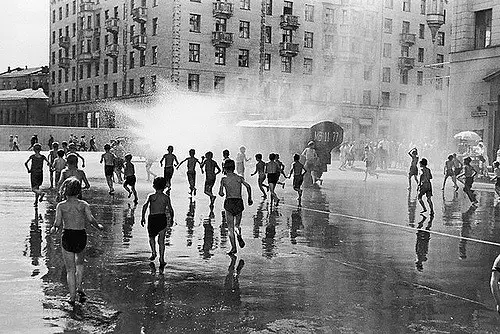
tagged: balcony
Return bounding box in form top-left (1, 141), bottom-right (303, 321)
top-left (398, 56), bottom-right (415, 70)
top-left (105, 17), bottom-right (120, 34)
top-left (105, 43), bottom-right (119, 58)
top-left (81, 27), bottom-right (95, 39)
top-left (212, 31), bottom-right (233, 47)
top-left (400, 33), bottom-right (416, 46)
top-left (132, 34), bottom-right (147, 50)
top-left (213, 2), bottom-right (234, 19)
top-left (279, 42), bottom-right (299, 57)
top-left (132, 6), bottom-right (147, 23)
top-left (80, 2), bottom-right (95, 13)
top-left (78, 52), bottom-right (93, 63)
top-left (58, 57), bottom-right (71, 69)
top-left (280, 14), bottom-right (299, 30)
top-left (58, 36), bottom-right (70, 49)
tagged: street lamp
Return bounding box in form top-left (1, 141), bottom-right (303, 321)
top-left (426, 0), bottom-right (446, 43)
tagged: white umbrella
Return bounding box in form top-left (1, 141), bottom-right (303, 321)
top-left (453, 131), bottom-right (481, 142)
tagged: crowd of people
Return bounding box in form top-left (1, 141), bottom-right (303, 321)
top-left (8, 133), bottom-right (98, 152)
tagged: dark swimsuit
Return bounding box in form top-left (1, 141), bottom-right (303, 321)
top-left (148, 213), bottom-right (168, 237)
top-left (164, 166), bottom-right (174, 182)
top-left (293, 174), bottom-right (304, 190)
top-left (267, 173), bottom-right (280, 184)
top-left (62, 229), bottom-right (87, 253)
top-left (224, 198), bottom-right (244, 216)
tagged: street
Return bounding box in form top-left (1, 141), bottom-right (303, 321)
top-left (1, 152), bottom-right (500, 333)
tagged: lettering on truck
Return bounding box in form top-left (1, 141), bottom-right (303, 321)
top-left (314, 131), bottom-right (340, 142)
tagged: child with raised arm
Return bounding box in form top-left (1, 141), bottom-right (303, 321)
top-left (408, 148), bottom-right (419, 190)
top-left (160, 145), bottom-right (179, 189)
top-left (177, 149), bottom-right (203, 196)
top-left (200, 151), bottom-right (221, 207)
top-left (442, 154), bottom-right (458, 191)
top-left (25, 143), bottom-right (50, 206)
top-left (250, 153), bottom-right (268, 199)
top-left (123, 153), bottom-right (138, 204)
top-left (288, 154), bottom-right (307, 204)
top-left (417, 158), bottom-right (434, 216)
top-left (141, 177), bottom-right (174, 270)
top-left (58, 154), bottom-right (90, 200)
top-left (52, 149), bottom-right (67, 186)
top-left (50, 177), bottom-right (103, 306)
top-left (219, 159), bottom-right (253, 255)
top-left (458, 157), bottom-right (478, 205)
top-left (48, 142), bottom-right (59, 188)
top-left (100, 144), bottom-right (116, 194)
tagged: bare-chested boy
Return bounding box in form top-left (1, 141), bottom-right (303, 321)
top-left (201, 151), bottom-right (221, 206)
top-left (160, 145), bottom-right (179, 189)
top-left (177, 149), bottom-right (203, 196)
top-left (100, 143), bottom-right (116, 194)
top-left (250, 153), bottom-right (268, 199)
top-left (58, 154), bottom-right (90, 200)
top-left (288, 154), bottom-right (307, 205)
top-left (25, 143), bottom-right (50, 206)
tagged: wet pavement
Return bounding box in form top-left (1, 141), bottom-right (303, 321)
top-left (2, 151), bottom-right (500, 333)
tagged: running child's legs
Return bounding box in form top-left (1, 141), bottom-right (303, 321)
top-left (427, 195), bottom-right (434, 214)
top-left (442, 175), bottom-right (448, 189)
top-left (149, 236), bottom-right (157, 257)
top-left (131, 185), bottom-right (138, 202)
top-left (226, 211), bottom-right (236, 252)
top-left (106, 175), bottom-right (114, 192)
top-left (62, 249), bottom-right (77, 302)
top-left (123, 181), bottom-right (130, 194)
top-left (418, 194), bottom-right (427, 212)
top-left (75, 252), bottom-right (85, 293)
top-left (158, 228), bottom-right (166, 264)
top-left (269, 183), bottom-right (277, 202)
top-left (258, 176), bottom-right (267, 197)
top-left (50, 171), bottom-right (54, 188)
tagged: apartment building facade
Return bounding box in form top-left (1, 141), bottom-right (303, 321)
top-left (450, 0), bottom-right (500, 162)
top-left (49, 0), bottom-right (449, 143)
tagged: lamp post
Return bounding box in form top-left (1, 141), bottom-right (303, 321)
top-left (426, 0), bottom-right (446, 43)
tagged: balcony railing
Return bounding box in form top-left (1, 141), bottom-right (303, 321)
top-left (58, 57), bottom-right (71, 68)
top-left (78, 52), bottom-right (93, 63)
top-left (279, 42), bottom-right (299, 57)
top-left (105, 17), bottom-right (120, 33)
top-left (132, 34), bottom-right (147, 50)
top-left (132, 7), bottom-right (147, 23)
top-left (213, 2), bottom-right (234, 18)
top-left (58, 36), bottom-right (70, 49)
top-left (80, 2), bottom-right (94, 12)
top-left (280, 14), bottom-right (299, 30)
top-left (400, 33), bottom-right (416, 46)
top-left (398, 56), bottom-right (415, 69)
top-left (212, 31), bottom-right (234, 47)
top-left (105, 43), bottom-right (119, 58)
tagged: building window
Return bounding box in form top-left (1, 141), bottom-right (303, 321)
top-left (189, 14), bottom-right (201, 33)
top-left (435, 76), bottom-right (443, 90)
top-left (402, 21), bottom-right (410, 34)
top-left (265, 26), bottom-right (272, 43)
top-left (363, 90), bottom-right (371, 105)
top-left (188, 74), bottom-right (199, 92)
top-left (281, 56), bottom-right (292, 73)
top-left (364, 66), bottom-right (372, 81)
top-left (382, 67), bottom-right (391, 82)
top-left (129, 79), bottom-right (134, 94)
top-left (239, 21), bottom-right (250, 38)
top-left (151, 75), bottom-right (157, 92)
top-left (51, 71), bottom-right (55, 84)
top-left (240, 0), bottom-right (250, 10)
top-left (72, 67), bottom-right (76, 81)
top-left (303, 85), bottom-right (312, 101)
top-left (129, 51), bottom-right (135, 69)
top-left (113, 58), bottom-right (118, 73)
top-left (79, 65), bottom-right (84, 79)
top-left (71, 89), bottom-right (75, 102)
top-left (264, 53), bottom-right (271, 70)
top-left (418, 48), bottom-right (424, 62)
top-left (215, 47), bottom-right (226, 65)
top-left (238, 49), bottom-right (249, 67)
top-left (140, 77), bottom-right (145, 94)
top-left (57, 91), bottom-right (61, 104)
top-left (419, 24), bottom-right (425, 39)
top-left (400, 69), bottom-right (409, 84)
top-left (436, 54), bottom-right (444, 68)
top-left (153, 0), bottom-right (158, 6)
top-left (103, 84), bottom-right (108, 98)
top-left (437, 32), bottom-right (445, 46)
top-left (475, 9), bottom-right (492, 49)
top-left (95, 85), bottom-right (100, 99)
top-left (86, 86), bottom-right (91, 100)
top-left (399, 93), bottom-right (407, 108)
top-left (417, 71), bottom-right (423, 85)
top-left (95, 62), bottom-right (100, 77)
top-left (72, 0), bottom-right (76, 14)
top-left (113, 82), bottom-right (118, 97)
top-left (265, 0), bottom-right (272, 15)
top-left (122, 81), bottom-right (126, 95)
top-left (420, 0), bottom-right (426, 14)
top-left (384, 18), bottom-right (393, 34)
top-left (104, 59), bottom-right (109, 74)
top-left (303, 58), bottom-right (313, 74)
top-left (189, 43), bottom-right (200, 62)
top-left (284, 1), bottom-right (293, 15)
top-left (385, 0), bottom-right (393, 9)
top-left (403, 0), bottom-right (411, 12)
top-left (59, 7), bottom-right (63, 20)
top-left (52, 9), bottom-right (56, 23)
top-left (305, 4), bottom-right (314, 22)
top-left (58, 69), bottom-right (62, 83)
top-left (214, 76), bottom-right (225, 93)
top-left (140, 50), bottom-right (146, 67)
top-left (152, 18), bottom-right (158, 35)
top-left (215, 17), bottom-right (227, 32)
top-left (401, 45), bottom-right (409, 57)
top-left (87, 64), bottom-right (91, 78)
top-left (416, 95), bottom-right (423, 108)
top-left (383, 43), bottom-right (391, 58)
top-left (152, 46), bottom-right (158, 64)
top-left (342, 88), bottom-right (352, 103)
top-left (304, 31), bottom-right (314, 48)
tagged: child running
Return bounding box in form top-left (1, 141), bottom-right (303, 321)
top-left (442, 154), bottom-right (459, 191)
top-left (457, 157), bottom-right (478, 205)
top-left (48, 142), bottom-right (59, 188)
top-left (141, 177), bottom-right (174, 270)
top-left (200, 151), bottom-right (221, 207)
top-left (52, 149), bottom-right (66, 186)
top-left (58, 154), bottom-right (90, 200)
top-left (275, 154), bottom-right (287, 188)
top-left (67, 143), bottom-right (85, 168)
top-left (177, 149), bottom-right (203, 196)
top-left (417, 158), bottom-right (434, 216)
top-left (363, 146), bottom-right (378, 181)
top-left (50, 177), bottom-right (103, 306)
top-left (24, 143), bottom-right (50, 206)
top-left (160, 146), bottom-right (179, 189)
top-left (250, 153), bottom-right (268, 199)
top-left (222, 149), bottom-right (230, 174)
top-left (100, 143), bottom-right (116, 194)
top-left (265, 153), bottom-right (281, 206)
top-left (219, 159), bottom-right (253, 255)
top-left (408, 148), bottom-right (419, 190)
top-left (491, 161), bottom-right (500, 200)
top-left (123, 153), bottom-right (138, 204)
top-left (235, 146), bottom-right (250, 177)
top-left (288, 154), bottom-right (307, 205)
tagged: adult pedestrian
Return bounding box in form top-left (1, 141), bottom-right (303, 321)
top-left (8, 135), bottom-right (13, 151)
top-left (48, 135), bottom-right (54, 150)
top-left (12, 135), bottom-right (20, 151)
top-left (301, 141), bottom-right (318, 184)
top-left (89, 135), bottom-right (97, 151)
top-left (27, 134), bottom-right (38, 150)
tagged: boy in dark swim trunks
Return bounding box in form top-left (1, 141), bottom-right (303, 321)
top-left (442, 154), bottom-right (458, 191)
top-left (408, 148), bottom-right (419, 190)
top-left (57, 154), bottom-right (90, 201)
top-left (25, 143), bottom-right (50, 206)
top-left (50, 177), bottom-right (103, 306)
top-left (123, 154), bottom-right (138, 204)
top-left (177, 149), bottom-right (203, 196)
top-left (141, 177), bottom-right (174, 270)
top-left (250, 153), bottom-right (268, 199)
top-left (457, 157), bottom-right (478, 205)
top-left (288, 154), bottom-right (307, 205)
top-left (160, 145), bottom-right (179, 189)
top-left (100, 144), bottom-right (116, 194)
top-left (48, 142), bottom-right (59, 188)
top-left (265, 153), bottom-right (281, 206)
top-left (417, 158), bottom-right (434, 216)
top-left (219, 159), bottom-right (253, 255)
top-left (200, 151), bottom-right (221, 207)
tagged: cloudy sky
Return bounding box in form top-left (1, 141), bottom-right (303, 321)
top-left (0, 1), bottom-right (49, 72)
